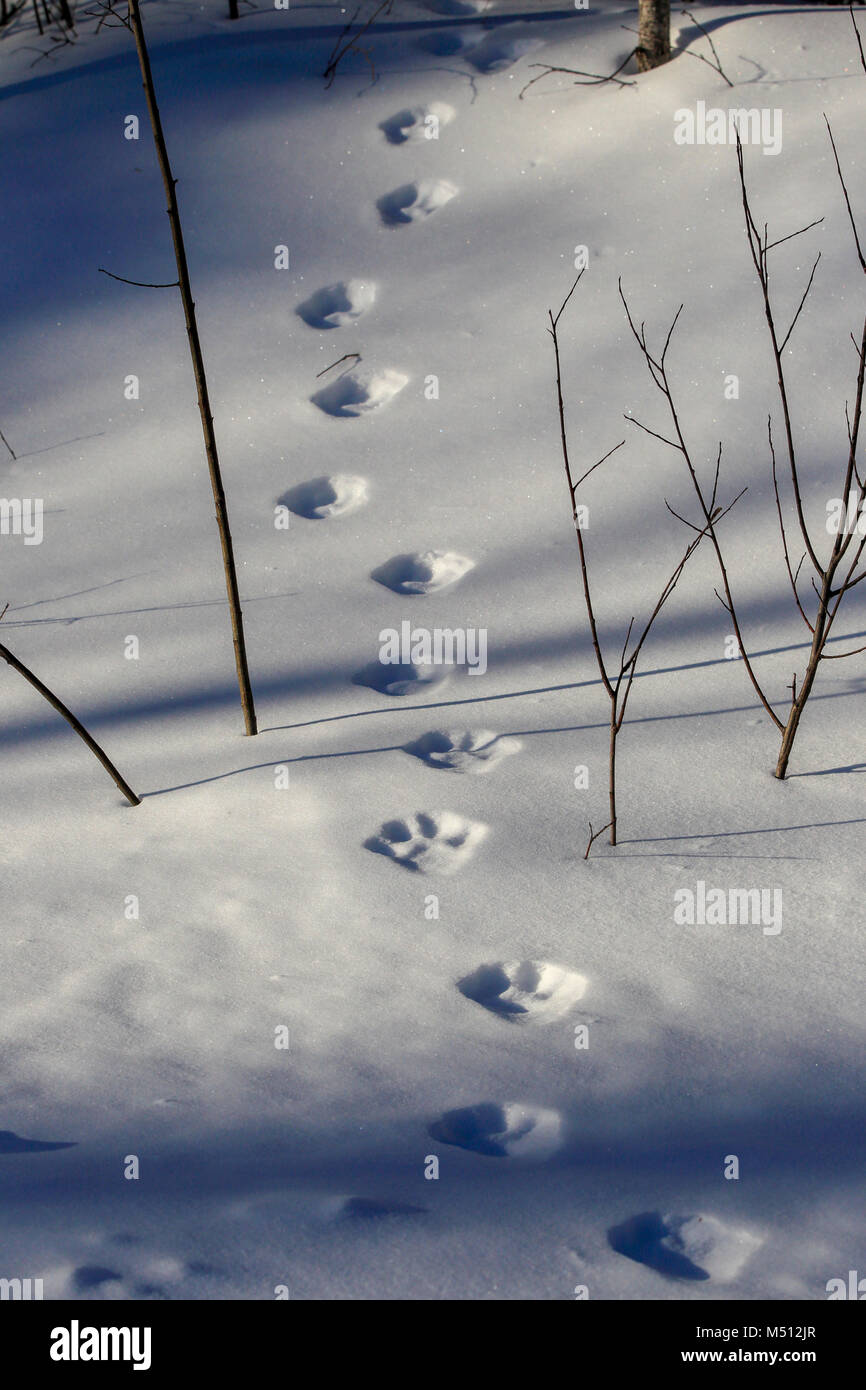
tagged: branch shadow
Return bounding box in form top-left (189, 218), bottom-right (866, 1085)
top-left (789, 762), bottom-right (865, 778)
top-left (141, 685), bottom-right (860, 800)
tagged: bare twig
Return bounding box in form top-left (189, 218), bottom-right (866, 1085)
top-left (769, 416), bottom-right (814, 632)
top-left (736, 135), bottom-right (823, 575)
top-left (520, 49), bottom-right (637, 100)
top-left (823, 114), bottom-right (865, 272)
top-left (619, 278), bottom-right (783, 732)
top-left (0, 620), bottom-right (141, 807)
top-left (851, 3), bottom-right (866, 77)
top-left (316, 352), bottom-right (361, 379)
top-left (584, 820), bottom-right (612, 860)
top-left (323, 0), bottom-right (393, 89)
top-left (98, 266), bottom-right (179, 289)
top-left (680, 8), bottom-right (733, 86)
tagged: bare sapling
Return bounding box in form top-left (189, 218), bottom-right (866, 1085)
top-left (94, 1), bottom-right (258, 735)
top-left (620, 14), bottom-right (866, 779)
top-left (740, 87), bottom-right (866, 776)
top-left (549, 274), bottom-right (739, 856)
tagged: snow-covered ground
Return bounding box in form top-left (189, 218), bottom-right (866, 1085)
top-left (1, 0), bottom-right (864, 1300)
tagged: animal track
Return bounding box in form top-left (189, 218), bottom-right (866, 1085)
top-left (371, 550), bottom-right (474, 595)
top-left (429, 1102), bottom-right (562, 1158)
top-left (469, 31), bottom-right (544, 73)
top-left (406, 729), bottom-right (520, 772)
top-left (296, 279), bottom-right (375, 329)
top-left (380, 102), bottom-right (456, 144)
top-left (366, 810), bottom-right (487, 873)
top-left (458, 960), bottom-right (588, 1022)
top-left (280, 474), bottom-right (369, 520)
top-left (66, 1247), bottom-right (221, 1300)
top-left (73, 1266), bottom-right (123, 1292)
top-left (312, 367), bottom-right (408, 417)
top-left (608, 1211), bottom-right (763, 1282)
top-left (353, 658), bottom-right (448, 697)
top-left (377, 179), bottom-right (458, 226)
top-left (418, 25), bottom-right (485, 57)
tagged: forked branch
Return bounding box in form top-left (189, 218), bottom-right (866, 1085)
top-left (549, 274), bottom-right (723, 852)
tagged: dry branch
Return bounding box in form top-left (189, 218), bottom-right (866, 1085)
top-left (549, 273), bottom-right (725, 852)
top-left (0, 607), bottom-right (141, 806)
top-left (122, 0), bottom-right (258, 736)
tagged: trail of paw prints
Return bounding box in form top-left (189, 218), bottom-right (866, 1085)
top-left (608, 1211), bottom-right (763, 1283)
top-left (405, 728), bottom-right (520, 772)
top-left (377, 179), bottom-right (458, 226)
top-left (279, 474), bottom-right (369, 520)
top-left (429, 1101), bottom-right (562, 1158)
top-left (366, 810), bottom-right (487, 873)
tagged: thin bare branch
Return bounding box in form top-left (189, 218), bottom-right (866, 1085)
top-left (550, 271), bottom-right (584, 331)
top-left (323, 0), bottom-right (392, 89)
top-left (620, 275), bottom-right (784, 732)
top-left (769, 416), bottom-right (815, 632)
top-left (851, 3), bottom-right (866, 78)
top-left (0, 636), bottom-right (140, 805)
top-left (316, 352), bottom-right (361, 379)
top-left (584, 820), bottom-right (612, 860)
top-left (625, 413), bottom-right (680, 452)
top-left (519, 49), bottom-right (637, 100)
top-left (779, 253), bottom-right (821, 354)
top-left (824, 116), bottom-right (865, 274)
top-left (764, 218), bottom-right (824, 255)
top-left (737, 134), bottom-right (823, 574)
top-left (572, 438), bottom-right (626, 493)
top-left (548, 284), bottom-right (615, 703)
top-left (99, 266), bottom-right (179, 289)
top-left (680, 8), bottom-right (733, 86)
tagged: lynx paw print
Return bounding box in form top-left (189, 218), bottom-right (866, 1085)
top-left (366, 811), bottom-right (487, 873)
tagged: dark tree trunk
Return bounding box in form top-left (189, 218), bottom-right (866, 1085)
top-left (637, 0), bottom-right (671, 72)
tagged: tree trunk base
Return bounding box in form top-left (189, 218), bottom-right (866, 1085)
top-left (637, 0), bottom-right (672, 71)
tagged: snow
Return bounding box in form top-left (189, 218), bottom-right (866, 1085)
top-left (0, 0), bottom-right (864, 1300)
